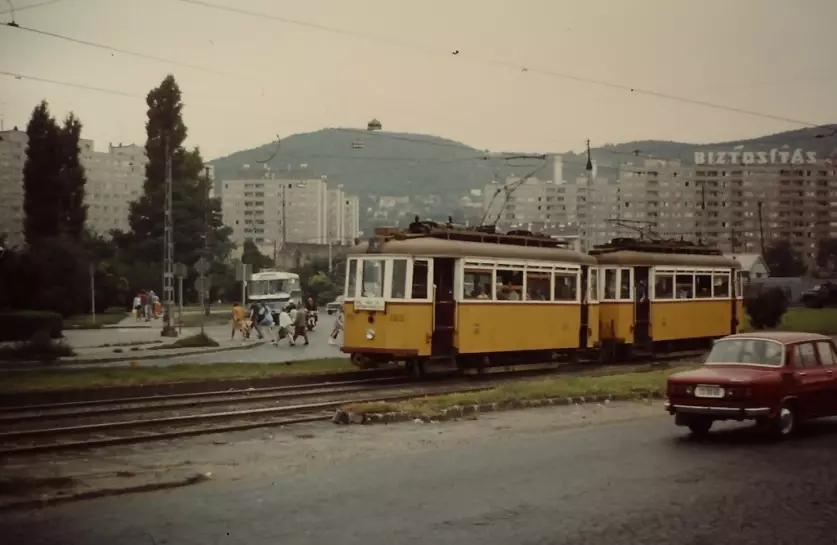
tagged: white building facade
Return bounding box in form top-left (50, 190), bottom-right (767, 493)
top-left (220, 175), bottom-right (361, 259)
top-left (0, 129), bottom-right (26, 247)
top-left (0, 132), bottom-right (147, 246)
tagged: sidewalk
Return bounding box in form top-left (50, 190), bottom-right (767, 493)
top-left (0, 321), bottom-right (267, 369)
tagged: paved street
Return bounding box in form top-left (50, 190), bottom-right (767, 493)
top-left (3, 403), bottom-right (837, 544)
top-left (57, 314), bottom-right (346, 367)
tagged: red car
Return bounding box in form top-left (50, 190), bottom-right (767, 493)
top-left (666, 332), bottom-right (837, 438)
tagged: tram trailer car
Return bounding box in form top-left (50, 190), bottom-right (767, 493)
top-left (590, 243), bottom-right (744, 362)
top-left (340, 232), bottom-right (599, 376)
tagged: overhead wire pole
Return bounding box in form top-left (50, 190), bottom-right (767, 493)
top-left (162, 135), bottom-right (177, 337)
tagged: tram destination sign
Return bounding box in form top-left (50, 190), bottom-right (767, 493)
top-left (694, 148), bottom-right (817, 166)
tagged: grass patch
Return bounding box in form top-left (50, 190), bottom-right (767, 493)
top-left (148, 332), bottom-right (220, 350)
top-left (0, 358), bottom-right (354, 393)
top-left (344, 366), bottom-right (691, 417)
top-left (742, 307), bottom-right (837, 335)
top-left (64, 309), bottom-right (127, 330)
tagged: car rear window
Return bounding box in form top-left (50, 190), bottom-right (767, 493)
top-left (794, 343), bottom-right (819, 368)
top-left (816, 341), bottom-right (837, 366)
top-left (705, 338), bottom-right (783, 366)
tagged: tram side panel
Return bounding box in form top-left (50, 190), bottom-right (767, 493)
top-left (343, 302), bottom-right (433, 359)
top-left (597, 302), bottom-right (635, 346)
top-left (650, 300), bottom-right (733, 342)
top-left (456, 303), bottom-right (583, 354)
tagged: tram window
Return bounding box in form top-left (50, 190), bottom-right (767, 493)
top-left (603, 269), bottom-right (618, 300)
top-left (589, 269), bottom-right (599, 302)
top-left (361, 259), bottom-right (386, 298)
top-left (464, 269), bottom-right (493, 300)
top-left (555, 272), bottom-right (577, 301)
top-left (619, 268), bottom-right (632, 300)
top-left (713, 274), bottom-right (730, 298)
top-left (675, 274), bottom-right (694, 299)
top-left (526, 272), bottom-right (551, 301)
top-left (654, 274), bottom-right (674, 299)
top-left (345, 258), bottom-right (358, 299)
top-left (496, 269), bottom-right (523, 301)
top-left (695, 274), bottom-right (712, 298)
top-left (391, 259), bottom-right (408, 299)
top-left (411, 260), bottom-right (429, 299)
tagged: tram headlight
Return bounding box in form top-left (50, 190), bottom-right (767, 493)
top-left (366, 328), bottom-right (375, 340)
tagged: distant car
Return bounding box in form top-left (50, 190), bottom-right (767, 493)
top-left (326, 295), bottom-right (344, 315)
top-left (801, 282), bottom-right (837, 308)
top-left (666, 332), bottom-right (837, 439)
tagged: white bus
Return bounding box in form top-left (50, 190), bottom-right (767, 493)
top-left (247, 269), bottom-right (303, 316)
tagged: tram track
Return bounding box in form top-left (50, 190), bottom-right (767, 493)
top-left (0, 350), bottom-right (706, 457)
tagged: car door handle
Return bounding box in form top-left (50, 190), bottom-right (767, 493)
top-left (798, 372), bottom-right (808, 377)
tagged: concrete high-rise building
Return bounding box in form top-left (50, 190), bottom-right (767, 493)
top-left (584, 149), bottom-right (837, 265)
top-left (0, 133), bottom-right (147, 245)
top-left (83, 141), bottom-right (147, 236)
top-left (220, 175), bottom-right (361, 259)
top-left (0, 129), bottom-right (26, 247)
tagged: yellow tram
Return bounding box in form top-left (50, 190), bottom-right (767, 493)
top-left (341, 224), bottom-right (598, 376)
top-left (590, 239), bottom-right (744, 361)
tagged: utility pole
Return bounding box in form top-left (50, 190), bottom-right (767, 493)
top-left (89, 263), bottom-right (96, 324)
top-left (162, 135), bottom-right (177, 337)
top-left (203, 166), bottom-right (211, 317)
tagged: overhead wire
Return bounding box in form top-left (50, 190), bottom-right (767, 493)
top-left (0, 0), bottom-right (71, 15)
top-left (174, 0), bottom-right (822, 129)
top-left (2, 22), bottom-right (261, 82)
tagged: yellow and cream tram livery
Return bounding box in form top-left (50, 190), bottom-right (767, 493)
top-left (590, 241), bottom-right (744, 361)
top-left (341, 227), bottom-right (598, 375)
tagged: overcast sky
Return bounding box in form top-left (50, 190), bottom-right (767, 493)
top-left (1, 0), bottom-right (834, 159)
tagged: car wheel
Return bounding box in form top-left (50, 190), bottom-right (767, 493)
top-left (687, 418), bottom-right (713, 437)
top-left (768, 402), bottom-right (797, 439)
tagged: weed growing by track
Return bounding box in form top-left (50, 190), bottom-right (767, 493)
top-left (0, 358), bottom-right (354, 393)
top-left (344, 366), bottom-right (693, 416)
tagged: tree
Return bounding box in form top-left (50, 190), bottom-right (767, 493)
top-left (22, 102), bottom-right (88, 246)
top-left (764, 240), bottom-right (807, 278)
top-left (241, 239), bottom-right (273, 272)
top-left (23, 101), bottom-right (62, 246)
top-left (745, 287), bottom-right (789, 330)
top-left (114, 75), bottom-right (234, 298)
top-left (56, 113), bottom-right (88, 240)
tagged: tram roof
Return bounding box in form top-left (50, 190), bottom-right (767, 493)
top-left (593, 250), bottom-right (741, 268)
top-left (347, 236), bottom-right (597, 265)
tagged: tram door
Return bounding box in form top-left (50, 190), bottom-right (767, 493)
top-left (634, 267), bottom-right (651, 346)
top-left (432, 258), bottom-right (456, 356)
top-left (730, 268), bottom-right (739, 334)
top-left (579, 266), bottom-right (590, 348)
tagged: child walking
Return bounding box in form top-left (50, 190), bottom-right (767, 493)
top-left (328, 307), bottom-right (344, 345)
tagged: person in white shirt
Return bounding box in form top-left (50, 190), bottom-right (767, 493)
top-left (329, 308), bottom-right (345, 345)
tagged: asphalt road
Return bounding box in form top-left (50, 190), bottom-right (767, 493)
top-left (5, 413), bottom-right (837, 544)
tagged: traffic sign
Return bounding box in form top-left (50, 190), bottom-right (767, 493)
top-left (174, 262), bottom-right (188, 278)
top-left (235, 263), bottom-right (251, 282)
top-left (194, 257), bottom-right (211, 276)
top-left (193, 275), bottom-right (213, 292)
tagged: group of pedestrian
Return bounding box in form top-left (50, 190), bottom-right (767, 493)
top-left (131, 290), bottom-right (161, 322)
top-left (230, 296), bottom-right (344, 347)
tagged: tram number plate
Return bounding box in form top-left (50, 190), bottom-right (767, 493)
top-left (695, 385), bottom-right (724, 398)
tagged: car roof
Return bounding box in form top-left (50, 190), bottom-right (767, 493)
top-left (722, 331), bottom-right (832, 344)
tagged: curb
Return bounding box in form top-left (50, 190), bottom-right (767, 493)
top-left (0, 341), bottom-right (268, 369)
top-left (0, 472), bottom-right (212, 512)
top-left (332, 391), bottom-right (666, 425)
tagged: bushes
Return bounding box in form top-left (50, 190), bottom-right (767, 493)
top-left (0, 330), bottom-right (74, 362)
top-left (0, 311), bottom-right (63, 342)
top-left (744, 287), bottom-right (789, 330)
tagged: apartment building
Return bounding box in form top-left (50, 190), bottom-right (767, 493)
top-left (220, 175), bottom-right (361, 259)
top-left (0, 132), bottom-right (147, 246)
top-left (590, 149), bottom-right (837, 264)
top-left (0, 129), bottom-right (26, 247)
top-left (83, 141), bottom-right (147, 235)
